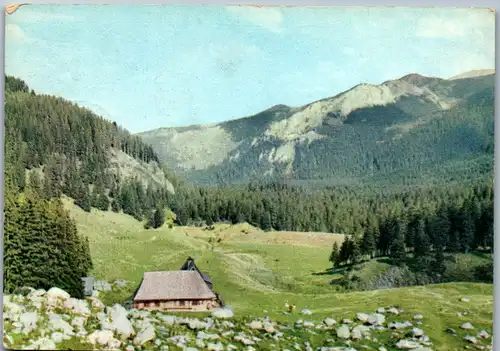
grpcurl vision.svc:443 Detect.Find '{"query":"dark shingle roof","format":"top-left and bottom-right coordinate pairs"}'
top-left (201, 272), bottom-right (212, 284)
top-left (133, 271), bottom-right (216, 301)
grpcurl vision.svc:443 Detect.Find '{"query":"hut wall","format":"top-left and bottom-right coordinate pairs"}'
top-left (133, 299), bottom-right (220, 312)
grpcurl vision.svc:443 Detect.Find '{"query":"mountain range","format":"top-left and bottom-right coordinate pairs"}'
top-left (138, 70), bottom-right (495, 186)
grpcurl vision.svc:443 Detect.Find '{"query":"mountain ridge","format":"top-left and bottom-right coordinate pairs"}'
top-left (137, 70), bottom-right (495, 185)
top-left (139, 69), bottom-right (494, 133)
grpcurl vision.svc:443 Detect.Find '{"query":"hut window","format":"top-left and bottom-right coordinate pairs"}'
top-left (180, 301), bottom-right (185, 306)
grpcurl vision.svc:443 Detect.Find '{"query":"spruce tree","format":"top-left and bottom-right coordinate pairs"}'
top-left (361, 229), bottom-right (376, 259)
top-left (261, 211), bottom-right (272, 231)
top-left (390, 223), bottom-right (407, 266)
top-left (329, 242), bottom-right (340, 266)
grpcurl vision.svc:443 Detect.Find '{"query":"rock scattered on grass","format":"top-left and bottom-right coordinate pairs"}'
top-left (464, 335), bottom-right (478, 344)
top-left (4, 286), bottom-right (487, 351)
top-left (336, 324), bottom-right (351, 339)
top-left (477, 330), bottom-right (490, 339)
top-left (460, 322), bottom-right (475, 330)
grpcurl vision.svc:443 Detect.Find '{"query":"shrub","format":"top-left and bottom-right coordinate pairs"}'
top-left (473, 261), bottom-right (493, 283)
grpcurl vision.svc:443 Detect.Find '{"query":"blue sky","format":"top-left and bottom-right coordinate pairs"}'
top-left (5, 5), bottom-right (495, 133)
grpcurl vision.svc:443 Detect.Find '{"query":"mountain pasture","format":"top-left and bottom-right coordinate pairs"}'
top-left (63, 198), bottom-right (493, 351)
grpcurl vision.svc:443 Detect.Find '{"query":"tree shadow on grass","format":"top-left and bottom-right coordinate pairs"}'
top-left (311, 263), bottom-right (359, 276)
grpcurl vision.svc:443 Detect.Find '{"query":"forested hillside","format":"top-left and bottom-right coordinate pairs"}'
top-left (4, 76), bottom-right (177, 220)
top-left (3, 76), bottom-right (178, 296)
top-left (3, 74), bottom-right (494, 298)
top-left (139, 73), bottom-right (494, 186)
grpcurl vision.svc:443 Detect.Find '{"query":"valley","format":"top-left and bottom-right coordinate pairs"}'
top-left (3, 5), bottom-right (496, 351)
top-left (3, 70), bottom-right (495, 351)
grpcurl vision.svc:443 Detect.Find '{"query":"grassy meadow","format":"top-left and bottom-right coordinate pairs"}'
top-left (63, 197), bottom-right (494, 351)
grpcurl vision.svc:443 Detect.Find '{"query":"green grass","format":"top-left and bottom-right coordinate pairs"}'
top-left (63, 198), bottom-right (494, 351)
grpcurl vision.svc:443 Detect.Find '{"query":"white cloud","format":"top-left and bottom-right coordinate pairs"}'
top-left (226, 6), bottom-right (284, 33)
top-left (5, 23), bottom-right (29, 43)
top-left (416, 17), bottom-right (466, 38)
top-left (416, 10), bottom-right (494, 38)
top-left (10, 9), bottom-right (76, 23)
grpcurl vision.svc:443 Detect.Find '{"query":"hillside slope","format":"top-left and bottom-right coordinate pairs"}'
top-left (59, 199), bottom-right (493, 351)
top-left (4, 75), bottom-right (177, 222)
top-left (138, 71), bottom-right (494, 185)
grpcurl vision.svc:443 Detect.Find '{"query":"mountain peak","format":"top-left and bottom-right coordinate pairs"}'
top-left (397, 73), bottom-right (441, 85)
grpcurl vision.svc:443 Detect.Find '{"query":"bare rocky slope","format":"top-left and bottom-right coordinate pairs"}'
top-left (137, 70), bottom-right (495, 185)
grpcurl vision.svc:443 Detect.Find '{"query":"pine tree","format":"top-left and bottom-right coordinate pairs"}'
top-left (329, 242), bottom-right (340, 266)
top-left (75, 189), bottom-right (92, 213)
top-left (338, 237), bottom-right (350, 266)
top-left (351, 238), bottom-right (362, 264)
top-left (430, 244), bottom-right (446, 278)
top-left (111, 198), bottom-right (121, 213)
top-left (152, 206), bottom-right (166, 228)
top-left (261, 211), bottom-right (272, 231)
top-left (361, 229), bottom-right (376, 259)
top-left (414, 218), bottom-right (431, 257)
top-left (390, 222), bottom-right (406, 266)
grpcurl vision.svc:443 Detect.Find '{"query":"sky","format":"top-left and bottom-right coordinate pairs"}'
top-left (5, 5), bottom-right (495, 133)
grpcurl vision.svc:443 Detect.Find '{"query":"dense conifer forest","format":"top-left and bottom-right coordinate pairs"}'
top-left (3, 75), bottom-right (494, 297)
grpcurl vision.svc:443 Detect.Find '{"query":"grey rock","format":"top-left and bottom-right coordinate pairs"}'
top-left (46, 287), bottom-right (70, 301)
top-left (133, 324), bottom-right (155, 346)
top-left (367, 313), bottom-right (385, 326)
top-left (388, 322), bottom-right (408, 330)
top-left (477, 330), bottom-right (490, 339)
top-left (35, 337), bottom-right (58, 350)
top-left (464, 335), bottom-right (478, 344)
top-left (411, 328), bottom-right (424, 337)
top-left (351, 325), bottom-right (370, 340)
top-left (158, 314), bottom-right (176, 326)
top-left (460, 322), bottom-right (475, 330)
top-left (248, 320), bottom-right (263, 330)
top-left (388, 307), bottom-right (400, 315)
top-left (19, 311), bottom-right (39, 334)
top-left (395, 339), bottom-right (422, 349)
top-left (207, 342), bottom-right (225, 351)
top-left (107, 304), bottom-right (135, 339)
top-left (234, 334), bottom-right (255, 345)
top-left (323, 318), bottom-right (337, 327)
top-left (48, 313), bottom-right (74, 336)
top-left (356, 313), bottom-right (369, 323)
top-left (50, 332), bottom-right (65, 344)
top-left (188, 319), bottom-right (209, 330)
top-left (336, 324), bottom-right (351, 339)
top-left (197, 331), bottom-right (220, 340)
top-left (211, 308), bottom-right (234, 319)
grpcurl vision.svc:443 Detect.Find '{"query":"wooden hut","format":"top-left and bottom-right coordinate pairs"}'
top-left (180, 256), bottom-right (213, 290)
top-left (133, 271), bottom-right (221, 312)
